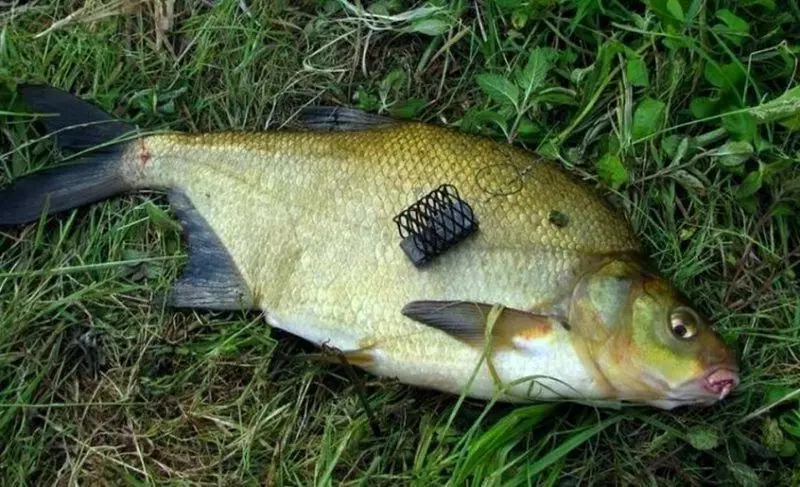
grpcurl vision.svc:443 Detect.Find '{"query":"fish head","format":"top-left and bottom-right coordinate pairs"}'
top-left (570, 259), bottom-right (739, 409)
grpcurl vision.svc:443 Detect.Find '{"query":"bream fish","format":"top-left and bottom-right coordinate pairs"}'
top-left (0, 86), bottom-right (740, 409)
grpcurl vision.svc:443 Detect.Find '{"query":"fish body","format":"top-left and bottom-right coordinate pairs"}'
top-left (0, 87), bottom-right (739, 408)
top-left (130, 127), bottom-right (633, 401)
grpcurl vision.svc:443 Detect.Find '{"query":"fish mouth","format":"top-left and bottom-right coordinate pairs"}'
top-left (701, 367), bottom-right (740, 400)
top-left (652, 366), bottom-right (740, 408)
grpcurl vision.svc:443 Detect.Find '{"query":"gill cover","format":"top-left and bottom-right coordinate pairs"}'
top-left (567, 258), bottom-right (644, 341)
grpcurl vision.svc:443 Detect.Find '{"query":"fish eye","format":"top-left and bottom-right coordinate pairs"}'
top-left (669, 308), bottom-right (698, 340)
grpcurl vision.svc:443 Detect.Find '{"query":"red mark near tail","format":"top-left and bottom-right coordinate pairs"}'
top-left (138, 139), bottom-right (152, 168)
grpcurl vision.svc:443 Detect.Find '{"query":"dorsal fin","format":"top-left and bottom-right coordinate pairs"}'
top-left (166, 190), bottom-right (254, 310)
top-left (297, 106), bottom-right (396, 131)
top-left (18, 84), bottom-right (137, 152)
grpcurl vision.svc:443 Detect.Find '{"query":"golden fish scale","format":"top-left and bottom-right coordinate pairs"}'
top-left (135, 122), bottom-right (638, 396)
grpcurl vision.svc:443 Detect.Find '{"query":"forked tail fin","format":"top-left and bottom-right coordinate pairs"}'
top-left (2, 85), bottom-right (256, 313)
top-left (0, 85), bottom-right (138, 225)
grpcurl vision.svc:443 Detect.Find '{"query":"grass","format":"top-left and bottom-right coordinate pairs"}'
top-left (0, 0), bottom-right (799, 484)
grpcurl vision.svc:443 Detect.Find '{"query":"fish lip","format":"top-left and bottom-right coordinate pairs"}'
top-left (664, 366), bottom-right (740, 405)
top-left (702, 366), bottom-right (740, 400)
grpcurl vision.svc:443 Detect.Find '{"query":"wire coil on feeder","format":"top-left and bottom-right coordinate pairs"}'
top-left (393, 184), bottom-right (479, 266)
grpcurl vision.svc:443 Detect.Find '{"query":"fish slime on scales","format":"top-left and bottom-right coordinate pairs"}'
top-left (0, 86), bottom-right (740, 409)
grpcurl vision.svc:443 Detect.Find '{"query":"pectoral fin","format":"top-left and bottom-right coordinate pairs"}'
top-left (166, 190), bottom-right (253, 310)
top-left (401, 301), bottom-right (561, 352)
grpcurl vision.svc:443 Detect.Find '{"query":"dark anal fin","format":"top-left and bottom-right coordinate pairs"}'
top-left (298, 106), bottom-right (397, 132)
top-left (167, 191), bottom-right (253, 310)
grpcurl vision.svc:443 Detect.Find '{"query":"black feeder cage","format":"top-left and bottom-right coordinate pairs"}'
top-left (393, 184), bottom-right (479, 267)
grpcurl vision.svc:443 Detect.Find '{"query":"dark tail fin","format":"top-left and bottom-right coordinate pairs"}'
top-left (0, 85), bottom-right (138, 226)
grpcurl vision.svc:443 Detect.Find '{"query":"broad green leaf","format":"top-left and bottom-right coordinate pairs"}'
top-left (632, 98), bottom-right (666, 140)
top-left (763, 417), bottom-right (785, 451)
top-left (477, 74), bottom-right (519, 108)
top-left (740, 0), bottom-right (775, 8)
top-left (648, 0), bottom-right (680, 26)
top-left (666, 0), bottom-right (685, 21)
top-left (408, 18), bottom-right (450, 36)
top-left (662, 24), bottom-right (693, 50)
top-left (763, 385), bottom-right (796, 406)
top-left (536, 140), bottom-right (561, 160)
top-left (625, 57), bottom-right (649, 87)
top-left (355, 87), bottom-right (379, 111)
top-left (715, 9), bottom-right (750, 33)
top-left (779, 439), bottom-right (797, 457)
top-left (715, 140), bottom-right (753, 167)
top-left (390, 98), bottom-right (426, 118)
top-left (511, 9), bottom-right (529, 29)
top-left (661, 134), bottom-right (682, 158)
top-left (738, 194), bottom-right (758, 212)
top-left (684, 0), bottom-right (702, 22)
top-left (704, 62), bottom-right (745, 91)
top-left (570, 65), bottom-right (594, 85)
top-left (535, 88), bottom-right (577, 106)
top-left (671, 169), bottom-right (706, 195)
top-left (729, 463), bottom-right (759, 486)
top-left (516, 116), bottom-right (540, 135)
top-left (561, 48), bottom-right (578, 64)
top-left (749, 86), bottom-right (800, 128)
top-left (597, 153), bottom-right (629, 190)
top-left (367, 2), bottom-right (390, 15)
top-left (671, 136), bottom-right (690, 165)
top-left (159, 100), bottom-right (175, 114)
top-left (714, 9), bottom-right (750, 46)
top-left (367, 0), bottom-right (404, 15)
top-left (515, 47), bottom-right (558, 95)
top-left (687, 427), bottom-right (720, 451)
top-left (735, 170), bottom-right (763, 199)
top-left (571, 0), bottom-right (601, 24)
top-left (690, 97), bottom-right (718, 119)
top-left (771, 202), bottom-right (795, 217)
top-left (777, 114), bottom-right (800, 130)
top-left (461, 108), bottom-right (509, 134)
top-left (497, 104), bottom-right (516, 120)
top-left (380, 69), bottom-right (406, 99)
top-left (723, 111), bottom-right (757, 141)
